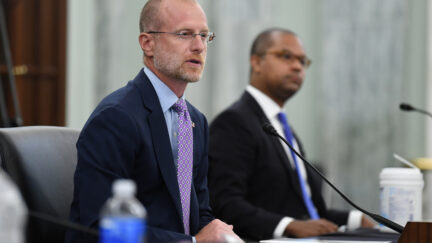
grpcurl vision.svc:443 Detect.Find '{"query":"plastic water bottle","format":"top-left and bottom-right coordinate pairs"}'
top-left (0, 170), bottom-right (27, 243)
top-left (100, 179), bottom-right (147, 243)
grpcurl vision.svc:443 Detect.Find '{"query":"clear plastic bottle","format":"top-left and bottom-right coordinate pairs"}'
top-left (100, 179), bottom-right (147, 243)
top-left (0, 170), bottom-right (27, 243)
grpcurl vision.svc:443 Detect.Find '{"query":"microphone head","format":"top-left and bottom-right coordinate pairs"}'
top-left (262, 123), bottom-right (277, 136)
top-left (400, 103), bottom-right (414, 111)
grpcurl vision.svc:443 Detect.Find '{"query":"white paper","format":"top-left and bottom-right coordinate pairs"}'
top-left (260, 238), bottom-right (391, 243)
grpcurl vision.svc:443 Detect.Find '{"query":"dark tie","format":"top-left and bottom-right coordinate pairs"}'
top-left (172, 99), bottom-right (193, 234)
top-left (277, 112), bottom-right (319, 219)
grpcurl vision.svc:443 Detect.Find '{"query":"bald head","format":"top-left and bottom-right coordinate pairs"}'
top-left (137, 0), bottom-right (208, 96)
top-left (250, 28), bottom-right (296, 57)
top-left (139, 0), bottom-right (199, 33)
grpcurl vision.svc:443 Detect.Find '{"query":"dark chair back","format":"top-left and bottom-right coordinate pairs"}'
top-left (0, 126), bottom-right (80, 243)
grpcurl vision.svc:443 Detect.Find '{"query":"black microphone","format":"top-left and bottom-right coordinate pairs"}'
top-left (262, 123), bottom-right (404, 233)
top-left (400, 103), bottom-right (432, 118)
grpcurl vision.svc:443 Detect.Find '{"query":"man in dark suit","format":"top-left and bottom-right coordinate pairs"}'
top-left (66, 0), bottom-right (241, 242)
top-left (208, 28), bottom-right (374, 241)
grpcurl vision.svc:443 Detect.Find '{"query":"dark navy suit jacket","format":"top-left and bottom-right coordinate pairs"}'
top-left (208, 92), bottom-right (348, 241)
top-left (66, 69), bottom-right (214, 243)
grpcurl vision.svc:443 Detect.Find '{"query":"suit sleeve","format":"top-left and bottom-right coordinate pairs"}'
top-left (208, 110), bottom-right (284, 240)
top-left (71, 107), bottom-right (194, 243)
top-left (74, 107), bottom-right (139, 229)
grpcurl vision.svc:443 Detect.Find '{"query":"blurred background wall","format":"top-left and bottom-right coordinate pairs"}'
top-left (66, 0), bottom-right (430, 215)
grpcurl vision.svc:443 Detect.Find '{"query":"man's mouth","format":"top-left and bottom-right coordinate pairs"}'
top-left (186, 59), bottom-right (202, 65)
top-left (287, 74), bottom-right (302, 82)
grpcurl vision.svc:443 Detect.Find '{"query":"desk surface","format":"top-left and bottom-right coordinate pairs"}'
top-left (260, 228), bottom-right (400, 243)
top-left (317, 228), bottom-right (399, 242)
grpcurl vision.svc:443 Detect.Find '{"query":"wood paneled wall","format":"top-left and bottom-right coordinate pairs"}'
top-left (1, 0), bottom-right (67, 126)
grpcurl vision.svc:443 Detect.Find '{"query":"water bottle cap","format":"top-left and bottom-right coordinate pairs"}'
top-left (112, 179), bottom-right (136, 197)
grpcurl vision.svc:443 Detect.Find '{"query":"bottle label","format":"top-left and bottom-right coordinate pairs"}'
top-left (100, 217), bottom-right (146, 243)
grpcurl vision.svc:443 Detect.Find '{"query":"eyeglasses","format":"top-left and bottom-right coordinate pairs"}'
top-left (264, 50), bottom-right (312, 68)
top-left (147, 31), bottom-right (215, 44)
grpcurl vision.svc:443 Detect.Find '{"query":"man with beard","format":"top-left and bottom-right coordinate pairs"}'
top-left (66, 0), bottom-right (241, 242)
top-left (208, 28), bottom-right (374, 241)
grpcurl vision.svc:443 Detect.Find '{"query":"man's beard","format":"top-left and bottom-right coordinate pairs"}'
top-left (153, 49), bottom-right (205, 83)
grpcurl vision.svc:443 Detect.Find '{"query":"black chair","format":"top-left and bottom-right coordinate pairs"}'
top-left (0, 126), bottom-right (80, 243)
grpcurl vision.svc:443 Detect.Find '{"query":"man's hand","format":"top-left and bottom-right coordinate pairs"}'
top-left (361, 215), bottom-right (375, 228)
top-left (284, 219), bottom-right (338, 238)
top-left (195, 219), bottom-right (243, 243)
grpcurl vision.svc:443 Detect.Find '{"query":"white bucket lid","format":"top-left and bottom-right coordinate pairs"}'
top-left (380, 167), bottom-right (423, 181)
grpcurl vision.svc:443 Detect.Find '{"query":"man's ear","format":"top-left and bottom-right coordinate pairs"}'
top-left (139, 32), bottom-right (155, 57)
top-left (250, 55), bottom-right (262, 73)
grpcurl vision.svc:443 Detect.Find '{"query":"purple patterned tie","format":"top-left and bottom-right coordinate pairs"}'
top-left (172, 99), bottom-right (193, 235)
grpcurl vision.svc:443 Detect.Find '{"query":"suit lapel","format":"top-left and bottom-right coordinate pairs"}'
top-left (187, 102), bottom-right (199, 234)
top-left (134, 70), bottom-right (184, 225)
top-left (271, 132), bottom-right (303, 197)
top-left (241, 92), bottom-right (304, 198)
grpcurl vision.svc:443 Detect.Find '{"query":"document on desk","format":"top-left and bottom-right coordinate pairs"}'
top-left (261, 239), bottom-right (391, 243)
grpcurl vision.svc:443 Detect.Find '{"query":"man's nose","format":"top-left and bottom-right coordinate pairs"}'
top-left (291, 57), bottom-right (304, 71)
top-left (190, 35), bottom-right (206, 52)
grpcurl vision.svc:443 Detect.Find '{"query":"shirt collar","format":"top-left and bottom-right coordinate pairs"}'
top-left (143, 67), bottom-right (184, 112)
top-left (246, 84), bottom-right (283, 119)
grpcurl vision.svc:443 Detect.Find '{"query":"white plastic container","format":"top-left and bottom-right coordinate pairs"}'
top-left (0, 170), bottom-right (27, 243)
top-left (380, 168), bottom-right (424, 231)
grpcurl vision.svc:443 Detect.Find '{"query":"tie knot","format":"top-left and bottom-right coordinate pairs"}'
top-left (172, 99), bottom-right (187, 114)
top-left (277, 112), bottom-right (288, 124)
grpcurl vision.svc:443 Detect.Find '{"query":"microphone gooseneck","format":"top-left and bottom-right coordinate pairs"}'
top-left (261, 123), bottom-right (404, 233)
top-left (262, 123), bottom-right (278, 136)
top-left (399, 103), bottom-right (432, 118)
